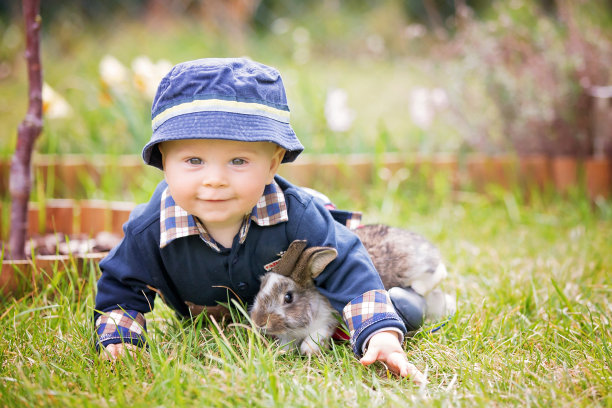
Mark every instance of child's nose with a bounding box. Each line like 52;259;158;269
201;165;228;187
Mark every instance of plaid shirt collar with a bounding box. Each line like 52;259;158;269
159;180;288;251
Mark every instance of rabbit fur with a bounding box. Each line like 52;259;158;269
250;240;340;355
250;225;454;355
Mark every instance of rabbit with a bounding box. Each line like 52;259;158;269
250;225;455;355
355;224;455;322
250;240;339;355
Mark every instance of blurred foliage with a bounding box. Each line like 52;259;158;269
1;0;612;161
439;0;612;156
0;0;571;28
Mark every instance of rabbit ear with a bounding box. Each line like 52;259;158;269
272;240;308;277
306;247;337;279
292;246;338;286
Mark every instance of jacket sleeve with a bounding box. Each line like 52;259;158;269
94;210;159;350
288;194;406;356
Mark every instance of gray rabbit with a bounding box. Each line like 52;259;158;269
250;225;455;355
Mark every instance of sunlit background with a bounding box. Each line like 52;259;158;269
1;5;611;405
2;0;611;161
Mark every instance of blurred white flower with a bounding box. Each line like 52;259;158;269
500;13;512;28
99;55;129;90
409;87;449;130
403;24;426;40
510;0;524;10
430;88;449;109
325;88;355;132
292;26;311;64
409;88;434;129
366;34;385;55
271;18;290;35
293;47;311;65
99;54;172;100
132;56;172;99
42;82;72;119
292;26;310;44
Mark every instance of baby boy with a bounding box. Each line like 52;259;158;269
94;58;426;383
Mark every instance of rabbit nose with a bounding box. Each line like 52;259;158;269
253;312;282;331
252;312;267;328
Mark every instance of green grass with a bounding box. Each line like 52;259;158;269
1;3;611;406
1;183;610;407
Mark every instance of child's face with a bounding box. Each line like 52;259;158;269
160;138;284;233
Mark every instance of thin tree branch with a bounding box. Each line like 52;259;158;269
8;0;42;260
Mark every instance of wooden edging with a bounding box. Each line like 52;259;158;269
1;252;107;297
16;199;136;239
0;196;132;297
0;198;132;298
1;153;611;298
0;152;610;200
0;154;149;198
279;153;612;200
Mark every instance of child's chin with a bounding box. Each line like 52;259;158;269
195;216;247;234
198;215;242;225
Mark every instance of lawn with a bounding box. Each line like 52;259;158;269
1;182;610;407
1;2;612;406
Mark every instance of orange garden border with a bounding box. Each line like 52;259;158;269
1;199;134;297
25;199;136;237
0;252;107;298
0;153;610;200
278;153;611;200
0;153;610;298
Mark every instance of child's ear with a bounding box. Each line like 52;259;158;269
266;146;285;183
158;144;167;177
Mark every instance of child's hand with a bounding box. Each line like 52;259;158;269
360;331;427;385
101;343;139;360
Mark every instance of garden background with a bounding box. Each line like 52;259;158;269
0;1;611;407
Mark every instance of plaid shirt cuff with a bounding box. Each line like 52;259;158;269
342;289;406;356
327;208;362;230
95;309;146;349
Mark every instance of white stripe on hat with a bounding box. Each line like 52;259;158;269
152;98;290;131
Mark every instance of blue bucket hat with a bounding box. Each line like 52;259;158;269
142;58;304;169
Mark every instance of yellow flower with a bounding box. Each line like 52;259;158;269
42;82;72;119
132;56;172;100
99;55;129;90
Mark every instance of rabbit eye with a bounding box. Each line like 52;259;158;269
284;292;293;304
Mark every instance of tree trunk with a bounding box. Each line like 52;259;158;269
8;0;42;260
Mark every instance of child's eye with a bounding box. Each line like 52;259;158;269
187;158;203;165
230;158;247;166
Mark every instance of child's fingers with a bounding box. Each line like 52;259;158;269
403;363;427;385
101;343;139;360
100;344;120;360
367;350;428;385
359;348;378;366
387;351;411;375
393;361;426;384
391;354;427;385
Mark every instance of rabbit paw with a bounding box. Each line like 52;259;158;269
411;262;448;296
424;289;456;320
300;336;325;355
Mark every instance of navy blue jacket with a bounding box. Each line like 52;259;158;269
94;176;406;355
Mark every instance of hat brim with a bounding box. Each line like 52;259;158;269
142;111;304;169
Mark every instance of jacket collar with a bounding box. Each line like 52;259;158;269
159;180;288;251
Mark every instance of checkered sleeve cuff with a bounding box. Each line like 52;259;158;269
342;289;406;356
95;309;147;349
